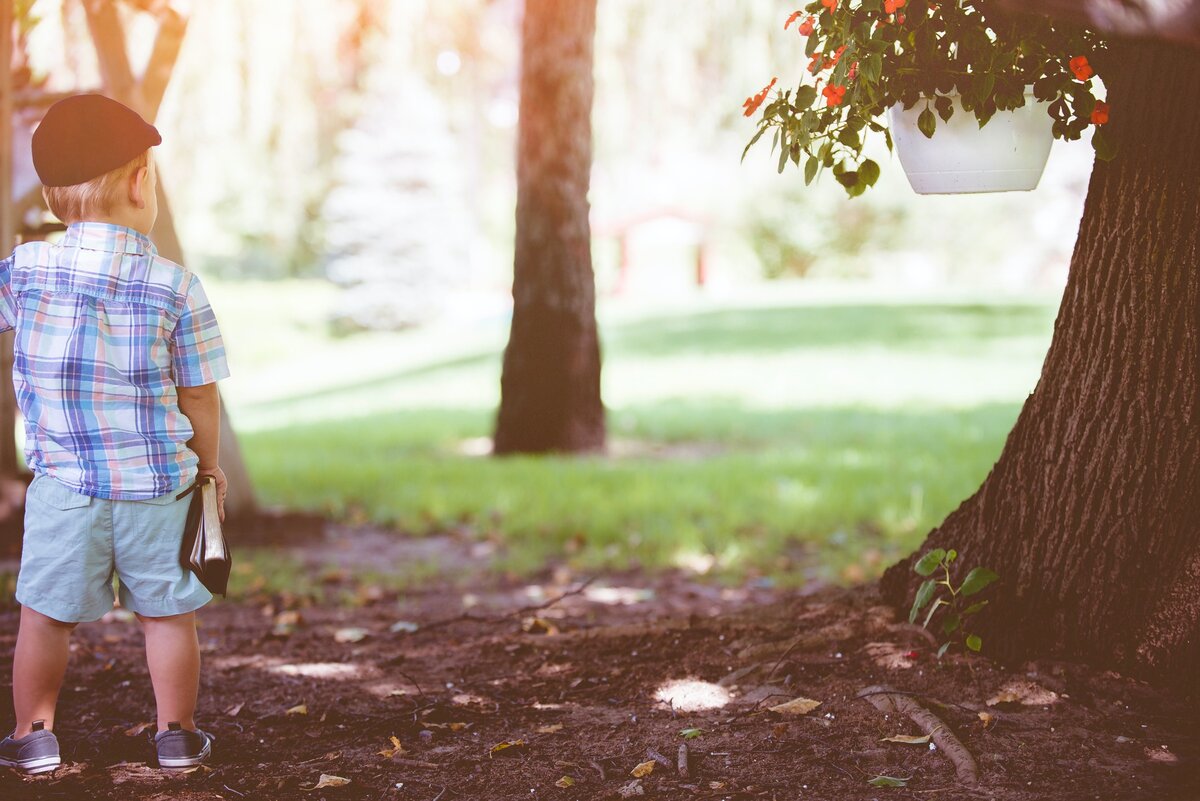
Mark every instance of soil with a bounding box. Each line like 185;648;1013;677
0;518;1197;801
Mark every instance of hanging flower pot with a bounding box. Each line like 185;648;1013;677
887;93;1054;194
741;3;1115;198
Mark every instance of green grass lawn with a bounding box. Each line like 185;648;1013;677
212;281;1058;584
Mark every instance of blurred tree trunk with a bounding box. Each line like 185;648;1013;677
493;0;605;455
881;40;1200;685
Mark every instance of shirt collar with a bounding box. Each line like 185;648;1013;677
63;223;157;257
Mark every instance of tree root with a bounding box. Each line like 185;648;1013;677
858;685;979;786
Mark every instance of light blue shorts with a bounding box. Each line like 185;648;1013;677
15;474;212;623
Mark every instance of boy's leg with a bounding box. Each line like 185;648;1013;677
138;612;200;731
12;606;77;738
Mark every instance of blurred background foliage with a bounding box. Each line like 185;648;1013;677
14;0;1093;585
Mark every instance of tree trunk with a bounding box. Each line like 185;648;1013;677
493;0;605;455
881;40;1200;684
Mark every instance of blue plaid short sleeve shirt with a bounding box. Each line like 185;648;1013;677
0;222;230;499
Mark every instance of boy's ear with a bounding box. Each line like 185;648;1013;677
129;166;150;210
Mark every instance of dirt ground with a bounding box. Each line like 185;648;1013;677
0;519;1197;801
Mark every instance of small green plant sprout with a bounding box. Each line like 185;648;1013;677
908;548;998;659
679;727;704;740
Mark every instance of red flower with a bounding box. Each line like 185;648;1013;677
848;61;858;80
1069;55;1094;81
896;12;906;23
822;84;847;106
828;45;848;66
884;0;906;12
785;11;803;29
1090;100;1109;125
742;77;777;117
808;51;824;73
798;16;816;36
821;0;838;10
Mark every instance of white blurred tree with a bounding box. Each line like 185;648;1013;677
320;73;471;331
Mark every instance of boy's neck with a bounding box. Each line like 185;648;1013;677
77;214;154;238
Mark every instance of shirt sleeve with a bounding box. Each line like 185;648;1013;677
0;256;16;333
170;274;231;387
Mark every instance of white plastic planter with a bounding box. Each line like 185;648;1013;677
887;93;1053;194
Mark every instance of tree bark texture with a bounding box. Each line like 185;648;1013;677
493;0;605;455
881;40;1200;684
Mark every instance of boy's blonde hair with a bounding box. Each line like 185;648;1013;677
42;150;150;224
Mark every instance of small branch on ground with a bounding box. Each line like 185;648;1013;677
677;744;689;778
646;748;673;769
418;577;597;632
857;685;979;786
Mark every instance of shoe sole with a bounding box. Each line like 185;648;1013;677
158;737;211;769
0;755;61;774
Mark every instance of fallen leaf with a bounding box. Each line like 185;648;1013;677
679;727;704;739
313;774;351;788
286;703;308;716
868;775;911;787
986;681;1058;707
768;697;822;716
225;702;245;717
124;722;154;737
489;739;526;757
630;760;655;778
522;617;559;635
708;782;726;790
978;711;995;728
617;779;645;798
379;736;406;758
555;776;576;788
881;733;934;745
537;724;564;734
390;621;419;634
334;627;369;644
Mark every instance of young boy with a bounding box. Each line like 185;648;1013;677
0;94;230;774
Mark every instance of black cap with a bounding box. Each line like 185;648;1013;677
32;94;161;187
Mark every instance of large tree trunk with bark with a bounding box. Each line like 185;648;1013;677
493;0;605;455
881;40;1200;684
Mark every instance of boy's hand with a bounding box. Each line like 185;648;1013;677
197;465;227;522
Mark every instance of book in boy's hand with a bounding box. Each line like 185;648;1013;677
180;475;231;596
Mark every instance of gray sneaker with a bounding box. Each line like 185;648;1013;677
154;722;213;769
0;720;61;775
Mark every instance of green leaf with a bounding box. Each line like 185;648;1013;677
917;107;936;139
909;579;937;624
945;549;957;564
941;612;961;636
913;549;945;577
868;775;910;788
936;641;951;659
922;597;945;629
679;727;704;739
1093;128;1118;162
741;125;770;163
962;600;989;617
861;53;883;84
934;95;953;122
966;634;982;652
859;158;881;187
804;156;819;185
795;85;818;109
960;567;999;597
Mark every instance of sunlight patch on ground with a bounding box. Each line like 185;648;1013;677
270;662;372;680
654;679;732;712
584;585;656;605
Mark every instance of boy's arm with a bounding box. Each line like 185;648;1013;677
177;382;226;521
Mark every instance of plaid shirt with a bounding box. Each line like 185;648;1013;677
0;223;230;500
